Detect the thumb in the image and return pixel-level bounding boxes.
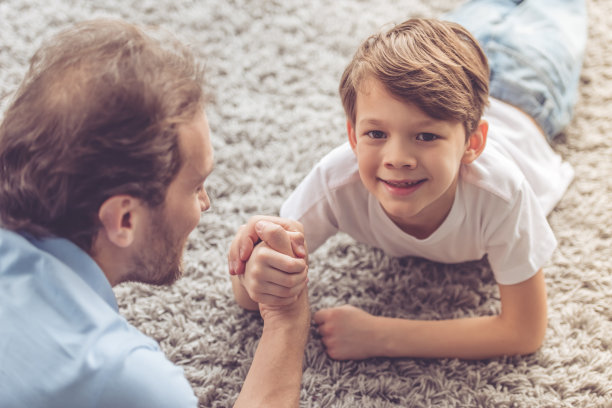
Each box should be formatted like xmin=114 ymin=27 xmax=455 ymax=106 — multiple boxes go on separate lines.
xmin=255 ymin=220 xmax=293 ymax=256
xmin=287 ymin=231 xmax=307 ymax=259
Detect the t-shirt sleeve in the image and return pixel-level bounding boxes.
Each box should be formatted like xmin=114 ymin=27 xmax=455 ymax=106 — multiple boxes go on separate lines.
xmin=484 ymin=180 xmax=557 ymax=285
xmin=97 ymin=346 xmax=198 ymax=408
xmin=280 ymin=162 xmax=340 ymax=253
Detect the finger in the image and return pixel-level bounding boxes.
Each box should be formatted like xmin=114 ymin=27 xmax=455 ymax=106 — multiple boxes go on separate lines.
xmin=254 ymin=279 xmax=308 ymax=299
xmin=251 ymin=292 xmax=300 ymax=307
xmin=257 ymin=246 xmax=307 ymax=275
xmin=229 ymin=216 xmax=303 ymax=274
xmin=228 ymin=225 xmax=255 ymax=275
xmin=245 ymin=261 xmax=307 ymax=292
xmin=312 ymin=309 xmax=328 ymax=325
xmin=287 ymin=231 xmax=307 ymax=259
xmin=250 ymin=215 xmax=304 ymax=234
xmin=255 ymin=221 xmax=293 ymax=256
xmin=234 ymin=216 xmax=288 ymax=260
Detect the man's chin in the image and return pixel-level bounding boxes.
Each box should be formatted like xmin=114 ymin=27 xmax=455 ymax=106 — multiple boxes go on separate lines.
xmin=151 ymin=267 xmax=183 ymax=286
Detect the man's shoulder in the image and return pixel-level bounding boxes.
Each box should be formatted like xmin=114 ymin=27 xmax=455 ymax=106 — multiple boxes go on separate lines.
xmin=94 ymin=343 xmax=197 ymax=408
xmin=0 ymin=229 xmax=195 ymax=407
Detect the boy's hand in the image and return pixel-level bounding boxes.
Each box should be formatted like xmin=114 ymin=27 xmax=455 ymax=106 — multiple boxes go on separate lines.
xmin=228 ymin=216 xmax=306 ymax=276
xmin=238 ymin=221 xmax=308 ymax=306
xmin=313 ymin=305 xmax=379 ymax=361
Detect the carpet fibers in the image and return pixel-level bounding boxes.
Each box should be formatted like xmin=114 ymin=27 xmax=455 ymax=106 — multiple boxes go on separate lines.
xmin=1 ymin=0 xmax=610 ymax=407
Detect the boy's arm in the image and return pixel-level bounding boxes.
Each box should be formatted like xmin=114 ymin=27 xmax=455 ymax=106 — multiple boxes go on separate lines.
xmin=315 ymin=269 xmax=547 ymax=359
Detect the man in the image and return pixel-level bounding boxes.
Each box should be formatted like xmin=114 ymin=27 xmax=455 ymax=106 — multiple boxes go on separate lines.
xmin=0 ymin=19 xmax=309 ymax=407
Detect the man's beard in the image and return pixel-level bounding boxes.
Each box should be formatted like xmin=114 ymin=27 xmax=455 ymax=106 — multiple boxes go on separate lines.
xmin=125 ymin=206 xmax=185 ymax=286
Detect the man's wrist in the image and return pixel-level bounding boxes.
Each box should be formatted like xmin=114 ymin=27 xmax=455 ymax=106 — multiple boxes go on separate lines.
xmin=261 ymin=312 xmax=310 ymax=344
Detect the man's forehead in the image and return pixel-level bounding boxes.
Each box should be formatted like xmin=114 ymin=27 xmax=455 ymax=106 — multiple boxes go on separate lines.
xmin=177 ymin=111 xmax=214 ymax=179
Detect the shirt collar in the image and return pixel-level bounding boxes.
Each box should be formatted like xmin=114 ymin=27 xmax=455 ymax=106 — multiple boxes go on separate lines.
xmin=29 ymin=235 xmax=119 ymax=311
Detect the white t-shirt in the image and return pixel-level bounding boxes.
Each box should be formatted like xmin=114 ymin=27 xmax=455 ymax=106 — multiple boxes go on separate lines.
xmin=280 ymin=98 xmax=574 ymax=285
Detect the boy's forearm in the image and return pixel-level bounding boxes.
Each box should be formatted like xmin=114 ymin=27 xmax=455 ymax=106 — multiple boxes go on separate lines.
xmin=373 ymin=270 xmax=547 ymax=359
xmin=231 ymin=275 xmax=259 ymax=311
xmin=376 ymin=314 xmax=544 ymax=359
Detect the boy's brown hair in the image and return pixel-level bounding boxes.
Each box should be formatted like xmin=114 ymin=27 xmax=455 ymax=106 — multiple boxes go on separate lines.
xmin=0 ymin=20 xmax=205 ymax=252
xmin=339 ymin=18 xmax=489 ymax=137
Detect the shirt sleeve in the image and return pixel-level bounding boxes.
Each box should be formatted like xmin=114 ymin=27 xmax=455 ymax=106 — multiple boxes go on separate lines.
xmin=96 ymin=346 xmax=198 ymax=408
xmin=484 ymin=180 xmax=557 ymax=285
xmin=280 ymin=161 xmax=340 ymax=253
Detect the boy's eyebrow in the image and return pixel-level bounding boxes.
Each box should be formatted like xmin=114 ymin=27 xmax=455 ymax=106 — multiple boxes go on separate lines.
xmin=358 ymin=118 xmax=386 ymax=127
xmin=358 ymin=117 xmax=441 ymax=128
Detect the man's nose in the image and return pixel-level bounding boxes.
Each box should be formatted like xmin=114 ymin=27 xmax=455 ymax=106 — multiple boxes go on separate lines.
xmin=199 ymin=189 xmax=210 ymax=212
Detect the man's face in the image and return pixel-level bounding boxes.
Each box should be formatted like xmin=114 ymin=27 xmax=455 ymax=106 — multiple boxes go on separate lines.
xmin=348 ymin=77 xmax=470 ymax=239
xmin=130 ymin=111 xmax=214 ymax=285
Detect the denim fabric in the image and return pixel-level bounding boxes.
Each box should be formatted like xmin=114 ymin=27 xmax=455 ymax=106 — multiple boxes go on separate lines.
xmin=445 ymin=0 xmax=587 ymax=139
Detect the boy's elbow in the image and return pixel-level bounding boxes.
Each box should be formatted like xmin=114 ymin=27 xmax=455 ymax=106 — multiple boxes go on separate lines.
xmin=514 ymin=332 xmax=545 ymax=355
xmin=509 ymin=320 xmax=547 ymax=356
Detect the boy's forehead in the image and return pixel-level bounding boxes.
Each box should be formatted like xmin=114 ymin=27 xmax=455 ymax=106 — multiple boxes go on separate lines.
xmin=354 ymin=77 xmax=465 ymax=132
xmin=355 ymin=77 xmax=414 ymax=113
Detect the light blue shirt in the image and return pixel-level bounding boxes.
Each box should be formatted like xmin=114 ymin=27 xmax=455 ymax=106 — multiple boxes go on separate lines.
xmin=0 ymin=229 xmax=197 ymax=408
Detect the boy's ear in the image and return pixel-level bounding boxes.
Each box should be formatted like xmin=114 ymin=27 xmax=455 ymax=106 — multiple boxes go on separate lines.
xmin=98 ymin=195 xmax=145 ymax=248
xmin=347 ymin=120 xmax=357 ymax=151
xmin=461 ymin=119 xmax=488 ymax=164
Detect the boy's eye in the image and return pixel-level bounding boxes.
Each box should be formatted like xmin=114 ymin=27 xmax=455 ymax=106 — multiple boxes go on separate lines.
xmin=416 ymin=133 xmax=439 ymax=142
xmin=366 ymin=130 xmax=386 ymax=139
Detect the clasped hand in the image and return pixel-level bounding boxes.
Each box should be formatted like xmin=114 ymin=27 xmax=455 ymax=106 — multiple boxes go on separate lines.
xmin=229 ymin=216 xmax=309 ymax=308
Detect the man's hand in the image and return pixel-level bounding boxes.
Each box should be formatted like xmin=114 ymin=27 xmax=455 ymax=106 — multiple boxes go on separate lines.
xmin=228 ymin=216 xmax=306 ymax=276
xmin=234 ymin=221 xmax=310 ymax=408
xmin=239 ymin=220 xmax=308 ymax=307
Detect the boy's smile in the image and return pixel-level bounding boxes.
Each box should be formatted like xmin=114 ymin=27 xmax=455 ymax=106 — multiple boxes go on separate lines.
xmin=347 ymin=77 xmax=486 ymax=239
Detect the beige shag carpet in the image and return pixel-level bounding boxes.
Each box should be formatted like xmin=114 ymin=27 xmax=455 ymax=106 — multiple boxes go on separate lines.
xmin=1 ymin=0 xmax=610 ymax=406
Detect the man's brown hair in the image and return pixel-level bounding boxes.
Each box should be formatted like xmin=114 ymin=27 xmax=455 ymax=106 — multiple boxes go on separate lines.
xmin=339 ymin=18 xmax=489 ymax=137
xmin=0 ymin=20 xmax=205 ymax=251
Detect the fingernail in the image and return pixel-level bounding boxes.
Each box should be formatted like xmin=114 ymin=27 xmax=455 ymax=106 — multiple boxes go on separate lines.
xmin=296 ymin=244 xmax=306 ymax=257
xmin=230 ymin=261 xmax=238 ymax=275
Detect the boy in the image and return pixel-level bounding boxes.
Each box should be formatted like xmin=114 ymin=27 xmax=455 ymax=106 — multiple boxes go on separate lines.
xmin=229 ymin=0 xmax=586 ymax=360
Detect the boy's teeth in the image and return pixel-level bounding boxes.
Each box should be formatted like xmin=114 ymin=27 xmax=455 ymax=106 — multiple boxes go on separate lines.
xmin=388 ymin=180 xmax=419 ymax=187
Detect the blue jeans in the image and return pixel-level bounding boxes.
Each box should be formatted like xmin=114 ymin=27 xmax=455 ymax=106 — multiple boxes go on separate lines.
xmin=445 ymin=0 xmax=587 ymax=140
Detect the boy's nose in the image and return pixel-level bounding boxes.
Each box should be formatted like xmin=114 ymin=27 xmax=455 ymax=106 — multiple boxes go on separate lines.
xmin=383 ymin=139 xmax=417 ymax=169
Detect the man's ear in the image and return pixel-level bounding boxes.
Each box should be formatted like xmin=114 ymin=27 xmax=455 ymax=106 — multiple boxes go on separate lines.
xmin=98 ymin=195 xmax=144 ymax=248
xmin=461 ymin=119 xmax=488 ymax=164
xmin=347 ymin=120 xmax=357 ymax=151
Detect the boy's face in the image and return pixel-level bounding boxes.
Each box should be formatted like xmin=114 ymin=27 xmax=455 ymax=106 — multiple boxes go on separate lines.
xmin=347 ymin=77 xmax=485 ymax=238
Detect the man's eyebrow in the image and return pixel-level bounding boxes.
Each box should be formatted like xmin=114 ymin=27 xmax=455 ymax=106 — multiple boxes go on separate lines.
xmin=197 ymin=162 xmax=215 ymax=184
